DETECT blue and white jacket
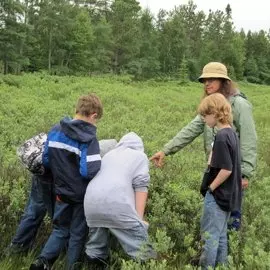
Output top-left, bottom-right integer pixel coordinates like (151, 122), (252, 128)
(43, 117), (101, 203)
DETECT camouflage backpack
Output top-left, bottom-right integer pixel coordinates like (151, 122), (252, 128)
(17, 134), (117, 175)
(17, 133), (47, 175)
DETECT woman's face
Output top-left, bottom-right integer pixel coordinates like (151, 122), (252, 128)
(202, 78), (222, 95)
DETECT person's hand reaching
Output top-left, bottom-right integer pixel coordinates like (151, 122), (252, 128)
(149, 151), (165, 168)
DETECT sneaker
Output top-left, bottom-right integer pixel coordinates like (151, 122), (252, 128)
(29, 257), (51, 270)
(86, 256), (109, 270)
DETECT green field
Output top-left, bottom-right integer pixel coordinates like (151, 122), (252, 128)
(0, 74), (269, 269)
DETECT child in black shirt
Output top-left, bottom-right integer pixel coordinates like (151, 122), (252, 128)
(198, 93), (242, 269)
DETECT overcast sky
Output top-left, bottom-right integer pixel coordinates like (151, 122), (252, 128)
(138, 0), (270, 32)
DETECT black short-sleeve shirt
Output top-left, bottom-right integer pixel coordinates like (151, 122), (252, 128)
(201, 128), (242, 212)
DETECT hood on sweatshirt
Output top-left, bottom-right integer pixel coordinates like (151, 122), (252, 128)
(60, 117), (96, 143)
(99, 139), (118, 157)
(115, 132), (144, 152)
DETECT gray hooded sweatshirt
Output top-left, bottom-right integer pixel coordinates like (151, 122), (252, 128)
(84, 132), (150, 229)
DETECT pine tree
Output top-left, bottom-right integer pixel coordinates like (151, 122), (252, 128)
(0, 0), (29, 74)
(109, 0), (141, 74)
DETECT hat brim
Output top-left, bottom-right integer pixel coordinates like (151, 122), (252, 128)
(198, 73), (231, 83)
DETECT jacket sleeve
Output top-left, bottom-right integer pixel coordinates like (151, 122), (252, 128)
(163, 114), (205, 155)
(42, 125), (58, 168)
(80, 138), (101, 180)
(232, 98), (257, 178)
(42, 138), (50, 168)
(132, 154), (150, 192)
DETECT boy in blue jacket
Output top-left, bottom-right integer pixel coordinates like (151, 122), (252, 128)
(30, 93), (103, 270)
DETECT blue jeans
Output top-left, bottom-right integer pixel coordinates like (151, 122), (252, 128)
(85, 222), (156, 261)
(11, 174), (54, 250)
(39, 200), (88, 269)
(199, 191), (230, 269)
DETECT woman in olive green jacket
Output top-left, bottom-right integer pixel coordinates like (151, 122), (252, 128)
(150, 62), (257, 230)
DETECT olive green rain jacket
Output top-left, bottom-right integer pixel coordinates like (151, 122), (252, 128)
(162, 93), (257, 178)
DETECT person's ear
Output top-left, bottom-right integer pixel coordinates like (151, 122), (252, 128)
(89, 113), (98, 122)
(92, 112), (98, 120)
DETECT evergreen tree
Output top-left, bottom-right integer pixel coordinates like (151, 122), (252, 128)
(245, 30), (270, 83)
(0, 0), (270, 84)
(127, 8), (160, 79)
(179, 55), (189, 84)
(109, 0), (141, 74)
(158, 10), (186, 74)
(0, 0), (29, 74)
(199, 6), (245, 80)
(66, 9), (94, 73)
(90, 16), (114, 73)
(173, 1), (205, 80)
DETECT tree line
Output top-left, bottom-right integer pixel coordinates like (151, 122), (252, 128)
(1, 0), (270, 84)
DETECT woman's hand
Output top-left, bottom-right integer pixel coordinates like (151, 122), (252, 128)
(149, 151), (165, 168)
(242, 178), (249, 189)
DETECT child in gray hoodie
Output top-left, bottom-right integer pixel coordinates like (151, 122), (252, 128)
(84, 132), (156, 269)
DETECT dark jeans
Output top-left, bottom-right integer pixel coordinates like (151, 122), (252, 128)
(39, 200), (88, 269)
(11, 173), (54, 250)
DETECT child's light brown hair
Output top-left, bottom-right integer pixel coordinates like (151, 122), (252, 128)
(198, 93), (233, 125)
(76, 93), (103, 119)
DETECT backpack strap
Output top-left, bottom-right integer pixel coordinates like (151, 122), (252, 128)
(233, 91), (247, 99)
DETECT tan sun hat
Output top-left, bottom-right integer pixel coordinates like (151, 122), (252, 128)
(198, 62), (231, 82)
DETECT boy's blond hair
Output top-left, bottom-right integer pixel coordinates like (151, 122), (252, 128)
(198, 93), (233, 125)
(75, 93), (103, 119)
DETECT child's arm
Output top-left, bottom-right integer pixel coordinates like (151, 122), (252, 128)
(135, 191), (148, 219)
(207, 150), (212, 165)
(132, 154), (150, 220)
(42, 137), (50, 168)
(209, 169), (232, 191)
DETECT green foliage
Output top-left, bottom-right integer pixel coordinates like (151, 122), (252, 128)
(110, 0), (141, 74)
(179, 56), (189, 85)
(0, 0), (29, 74)
(0, 74), (270, 269)
(2, 75), (21, 88)
(1, 1), (270, 84)
(89, 17), (114, 73)
(245, 56), (259, 78)
(121, 259), (169, 270)
(127, 9), (160, 80)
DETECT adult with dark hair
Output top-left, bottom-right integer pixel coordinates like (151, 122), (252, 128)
(150, 62), (257, 230)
